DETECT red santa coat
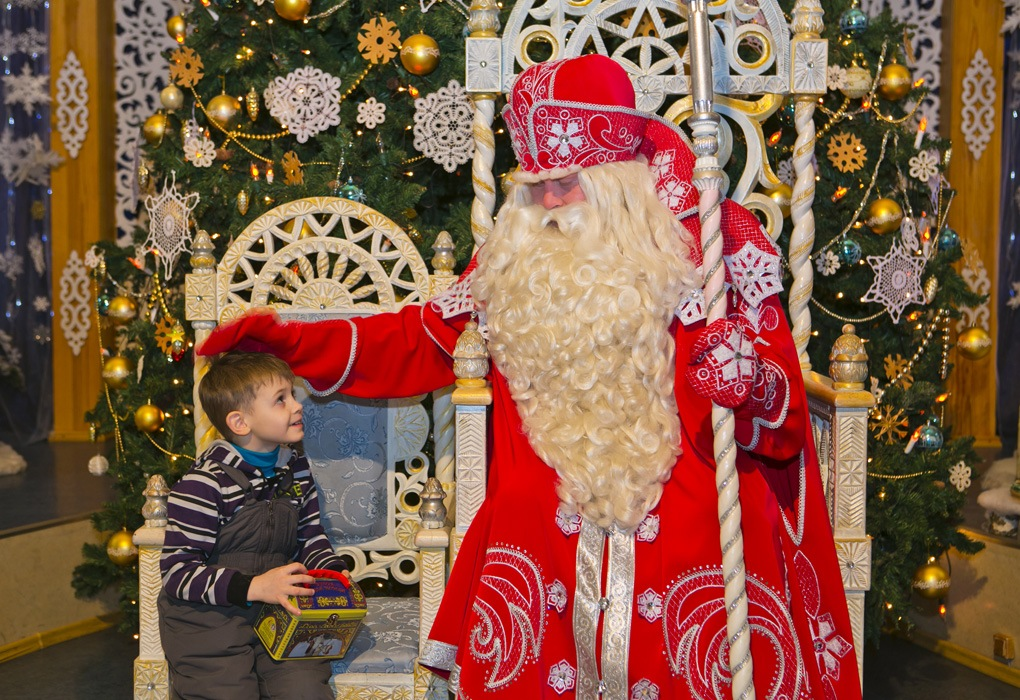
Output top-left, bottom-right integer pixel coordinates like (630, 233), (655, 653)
(267, 205), (860, 700)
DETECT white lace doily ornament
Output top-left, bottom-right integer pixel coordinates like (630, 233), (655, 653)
(88, 454), (110, 476)
(908, 149), (939, 183)
(412, 80), (475, 173)
(827, 65), (847, 91)
(861, 241), (926, 323)
(777, 157), (794, 186)
(356, 97), (386, 129)
(143, 173), (200, 279)
(264, 66), (342, 143)
(815, 249), (841, 276)
(183, 135), (216, 168)
(949, 461), (972, 493)
(2, 63), (50, 113)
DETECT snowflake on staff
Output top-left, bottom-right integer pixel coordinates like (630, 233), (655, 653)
(413, 80), (475, 173)
(265, 66), (342, 143)
(356, 97), (386, 129)
(144, 173), (200, 279)
(870, 405), (909, 444)
(861, 241), (926, 323)
(2, 64), (50, 113)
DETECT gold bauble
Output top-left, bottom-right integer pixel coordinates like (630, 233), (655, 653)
(107, 528), (138, 567)
(957, 326), (993, 361)
(141, 112), (168, 144)
(865, 197), (903, 235)
(237, 189), (250, 216)
(107, 295), (138, 325)
(841, 62), (872, 99)
(877, 61), (913, 102)
(166, 15), (187, 43)
(274, 0), (312, 21)
(763, 182), (793, 218)
(160, 85), (184, 111)
(134, 403), (165, 433)
(207, 92), (241, 128)
(400, 33), (441, 76)
(912, 560), (950, 600)
(102, 356), (134, 390)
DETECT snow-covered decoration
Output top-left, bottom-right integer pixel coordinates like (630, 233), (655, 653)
(28, 236), (45, 275)
(815, 250), (840, 277)
(56, 51), (89, 159)
(860, 0), (944, 133)
(2, 63), (50, 113)
(264, 66), (343, 143)
(0, 27), (47, 57)
(356, 97), (386, 129)
(1003, 0), (1020, 34)
(960, 49), (996, 161)
(115, 0), (183, 242)
(777, 157), (794, 186)
(59, 250), (91, 357)
(949, 461), (972, 493)
(143, 173), (200, 279)
(861, 241), (926, 324)
(183, 136), (216, 168)
(0, 250), (24, 285)
(826, 65), (847, 91)
(413, 80), (475, 173)
(908, 149), (939, 183)
(957, 242), (992, 332)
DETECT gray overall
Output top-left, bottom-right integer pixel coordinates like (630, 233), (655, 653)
(159, 462), (333, 700)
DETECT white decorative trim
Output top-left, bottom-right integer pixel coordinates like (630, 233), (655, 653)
(58, 250), (90, 356)
(56, 50), (89, 159)
(306, 319), (358, 396)
(960, 48), (996, 161)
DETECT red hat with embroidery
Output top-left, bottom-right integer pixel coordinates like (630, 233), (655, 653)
(503, 54), (700, 219)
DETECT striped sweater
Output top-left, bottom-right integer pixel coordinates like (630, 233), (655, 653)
(160, 440), (347, 607)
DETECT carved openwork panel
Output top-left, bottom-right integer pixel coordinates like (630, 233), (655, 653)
(216, 197), (431, 322)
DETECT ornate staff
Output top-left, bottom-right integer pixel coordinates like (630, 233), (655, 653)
(683, 1), (755, 698)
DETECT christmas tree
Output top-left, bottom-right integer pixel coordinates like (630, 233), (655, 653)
(72, 0), (481, 632)
(767, 0), (984, 643)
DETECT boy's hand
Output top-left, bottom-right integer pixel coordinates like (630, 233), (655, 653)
(247, 562), (315, 616)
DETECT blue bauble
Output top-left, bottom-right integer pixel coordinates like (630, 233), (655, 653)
(916, 424), (944, 451)
(337, 177), (367, 204)
(839, 7), (869, 36)
(97, 293), (111, 316)
(838, 238), (862, 265)
(937, 227), (960, 253)
(782, 99), (796, 121)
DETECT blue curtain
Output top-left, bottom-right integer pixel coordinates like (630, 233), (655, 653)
(997, 31), (1020, 457)
(0, 2), (52, 445)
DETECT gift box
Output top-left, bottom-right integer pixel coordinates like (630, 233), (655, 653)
(254, 570), (367, 661)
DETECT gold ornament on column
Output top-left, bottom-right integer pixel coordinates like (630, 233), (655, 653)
(207, 90), (241, 128)
(107, 528), (139, 567)
(160, 85), (184, 111)
(274, 0), (312, 21)
(134, 403), (166, 433)
(102, 356), (134, 390)
(911, 558), (950, 600)
(957, 326), (992, 361)
(142, 112), (168, 145)
(877, 60), (912, 101)
(400, 33), (441, 76)
(763, 182), (792, 218)
(106, 295), (138, 325)
(245, 86), (260, 122)
(865, 197), (903, 234)
(237, 189), (250, 216)
(166, 15), (187, 44)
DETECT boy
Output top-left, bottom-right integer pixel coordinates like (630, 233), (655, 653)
(159, 352), (349, 699)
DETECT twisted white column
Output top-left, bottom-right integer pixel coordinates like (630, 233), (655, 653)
(432, 384), (456, 522)
(788, 99), (816, 369)
(470, 97), (496, 249)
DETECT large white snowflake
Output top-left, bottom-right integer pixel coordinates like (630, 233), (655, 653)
(0, 29), (44, 57)
(861, 241), (926, 323)
(183, 136), (216, 168)
(264, 66), (342, 143)
(949, 461), (972, 493)
(143, 173), (200, 279)
(10, 135), (62, 185)
(413, 80), (475, 173)
(2, 63), (50, 113)
(908, 149), (940, 183)
(28, 236), (45, 275)
(0, 249), (24, 284)
(1003, 0), (1020, 34)
(724, 240), (783, 307)
(356, 96), (386, 129)
(815, 250), (841, 276)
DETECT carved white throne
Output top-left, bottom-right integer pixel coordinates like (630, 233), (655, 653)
(133, 197), (457, 700)
(462, 0), (873, 688)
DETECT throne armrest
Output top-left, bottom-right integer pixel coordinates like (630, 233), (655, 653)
(133, 475), (170, 699)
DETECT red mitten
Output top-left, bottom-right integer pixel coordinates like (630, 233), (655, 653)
(686, 317), (758, 409)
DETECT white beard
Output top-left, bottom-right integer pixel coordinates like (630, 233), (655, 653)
(473, 196), (689, 531)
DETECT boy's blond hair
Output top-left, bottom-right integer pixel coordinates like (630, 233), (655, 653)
(199, 352), (296, 441)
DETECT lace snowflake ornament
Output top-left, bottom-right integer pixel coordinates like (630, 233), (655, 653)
(815, 250), (840, 276)
(143, 173), (200, 279)
(183, 136), (216, 168)
(10, 134), (63, 186)
(264, 66), (342, 143)
(724, 240), (783, 308)
(777, 157), (794, 186)
(827, 65), (847, 91)
(413, 80), (475, 173)
(909, 149), (940, 182)
(949, 461), (972, 493)
(356, 97), (386, 129)
(861, 241), (926, 323)
(2, 63), (50, 113)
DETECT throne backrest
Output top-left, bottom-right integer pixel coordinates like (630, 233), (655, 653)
(186, 196), (438, 586)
